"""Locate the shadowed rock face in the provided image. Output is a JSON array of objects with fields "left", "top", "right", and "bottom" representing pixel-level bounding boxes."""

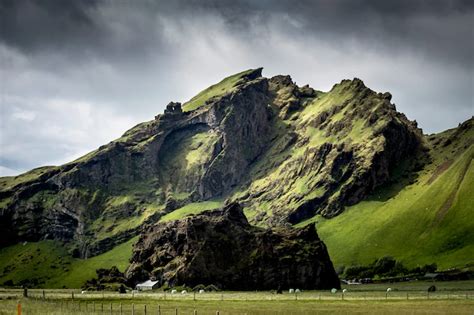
[{"left": 125, "top": 202, "right": 341, "bottom": 290}]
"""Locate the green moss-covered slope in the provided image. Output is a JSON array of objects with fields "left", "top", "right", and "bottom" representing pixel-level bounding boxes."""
[
  {"left": 232, "top": 77, "right": 421, "bottom": 224},
  {"left": 0, "top": 237, "right": 136, "bottom": 288},
  {"left": 182, "top": 68, "right": 260, "bottom": 112},
  {"left": 299, "top": 118, "right": 474, "bottom": 269}
]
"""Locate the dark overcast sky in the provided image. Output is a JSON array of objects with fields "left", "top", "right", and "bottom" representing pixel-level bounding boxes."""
[{"left": 0, "top": 0, "right": 473, "bottom": 176}]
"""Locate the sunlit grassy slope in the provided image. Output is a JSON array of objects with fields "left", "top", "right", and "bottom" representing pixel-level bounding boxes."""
[
  {"left": 0, "top": 237, "right": 137, "bottom": 288},
  {"left": 298, "top": 133, "right": 473, "bottom": 270},
  {"left": 159, "top": 200, "right": 223, "bottom": 222},
  {"left": 0, "top": 166, "right": 57, "bottom": 192},
  {"left": 182, "top": 69, "right": 256, "bottom": 112}
]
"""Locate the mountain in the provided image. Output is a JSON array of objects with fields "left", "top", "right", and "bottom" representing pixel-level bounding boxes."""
[
  {"left": 0, "top": 68, "right": 472, "bottom": 288},
  {"left": 311, "top": 117, "right": 473, "bottom": 270}
]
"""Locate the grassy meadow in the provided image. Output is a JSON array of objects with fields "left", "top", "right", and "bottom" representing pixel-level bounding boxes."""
[
  {"left": 0, "top": 238, "right": 137, "bottom": 289},
  {"left": 1, "top": 281, "right": 474, "bottom": 315}
]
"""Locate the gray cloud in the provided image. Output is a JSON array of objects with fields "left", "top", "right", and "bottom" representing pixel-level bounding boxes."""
[
  {"left": 0, "top": 0, "right": 100, "bottom": 52},
  {"left": 0, "top": 0, "right": 473, "bottom": 175}
]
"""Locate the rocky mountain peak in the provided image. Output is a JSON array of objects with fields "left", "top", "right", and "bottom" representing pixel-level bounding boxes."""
[
  {"left": 241, "top": 67, "right": 263, "bottom": 81},
  {"left": 0, "top": 69, "right": 426, "bottom": 256}
]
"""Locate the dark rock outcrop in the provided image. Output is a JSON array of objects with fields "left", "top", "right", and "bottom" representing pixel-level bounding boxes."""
[
  {"left": 83, "top": 266, "right": 128, "bottom": 291},
  {"left": 125, "top": 202, "right": 340, "bottom": 290}
]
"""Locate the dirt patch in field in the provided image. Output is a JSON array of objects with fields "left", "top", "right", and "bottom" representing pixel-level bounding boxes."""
[
  {"left": 426, "top": 160, "right": 453, "bottom": 185},
  {"left": 433, "top": 159, "right": 471, "bottom": 225}
]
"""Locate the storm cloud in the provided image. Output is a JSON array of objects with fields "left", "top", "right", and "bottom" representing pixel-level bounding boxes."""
[{"left": 1, "top": 0, "right": 473, "bottom": 175}]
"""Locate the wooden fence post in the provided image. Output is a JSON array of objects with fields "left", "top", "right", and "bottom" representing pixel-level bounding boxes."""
[
  {"left": 17, "top": 301, "right": 21, "bottom": 315},
  {"left": 144, "top": 304, "right": 147, "bottom": 315},
  {"left": 132, "top": 303, "right": 135, "bottom": 315}
]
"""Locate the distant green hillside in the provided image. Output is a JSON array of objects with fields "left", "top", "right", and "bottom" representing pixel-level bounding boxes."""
[
  {"left": 0, "top": 237, "right": 136, "bottom": 288},
  {"left": 299, "top": 119, "right": 474, "bottom": 270}
]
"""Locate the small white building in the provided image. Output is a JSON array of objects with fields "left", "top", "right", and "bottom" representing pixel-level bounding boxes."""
[{"left": 136, "top": 280, "right": 160, "bottom": 291}]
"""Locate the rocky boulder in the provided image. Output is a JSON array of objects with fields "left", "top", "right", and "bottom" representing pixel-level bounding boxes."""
[{"left": 125, "top": 202, "right": 340, "bottom": 290}]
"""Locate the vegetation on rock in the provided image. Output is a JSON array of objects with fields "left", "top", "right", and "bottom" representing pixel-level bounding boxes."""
[
  {"left": 126, "top": 202, "right": 340, "bottom": 290},
  {"left": 0, "top": 68, "right": 471, "bottom": 288}
]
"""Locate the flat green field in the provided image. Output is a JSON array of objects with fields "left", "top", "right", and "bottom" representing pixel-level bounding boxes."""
[
  {"left": 0, "top": 281, "right": 473, "bottom": 314},
  {"left": 0, "top": 290, "right": 473, "bottom": 314},
  {"left": 1, "top": 299, "right": 473, "bottom": 315}
]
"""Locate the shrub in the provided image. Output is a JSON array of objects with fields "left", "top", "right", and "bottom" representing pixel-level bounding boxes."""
[
  {"left": 205, "top": 284, "right": 220, "bottom": 292},
  {"left": 335, "top": 265, "right": 345, "bottom": 275},
  {"left": 119, "top": 284, "right": 127, "bottom": 294},
  {"left": 373, "top": 256, "right": 396, "bottom": 276},
  {"left": 343, "top": 257, "right": 438, "bottom": 280},
  {"left": 192, "top": 284, "right": 206, "bottom": 292}
]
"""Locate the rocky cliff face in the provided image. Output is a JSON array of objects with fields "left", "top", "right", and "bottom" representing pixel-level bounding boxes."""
[
  {"left": 126, "top": 202, "right": 340, "bottom": 290},
  {"left": 0, "top": 68, "right": 423, "bottom": 258},
  {"left": 234, "top": 77, "right": 422, "bottom": 224},
  {"left": 0, "top": 69, "right": 274, "bottom": 253}
]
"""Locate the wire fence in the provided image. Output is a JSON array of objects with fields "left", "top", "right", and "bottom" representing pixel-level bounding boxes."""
[
  {"left": 0, "top": 289, "right": 473, "bottom": 315},
  {"left": 1, "top": 300, "right": 212, "bottom": 315},
  {"left": 0, "top": 289, "right": 472, "bottom": 301}
]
